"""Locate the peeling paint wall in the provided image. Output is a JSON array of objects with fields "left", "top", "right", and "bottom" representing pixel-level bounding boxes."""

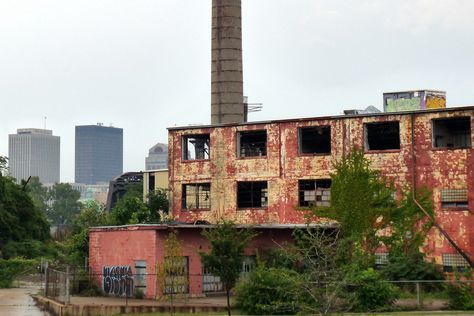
[{"left": 169, "top": 108, "right": 474, "bottom": 264}]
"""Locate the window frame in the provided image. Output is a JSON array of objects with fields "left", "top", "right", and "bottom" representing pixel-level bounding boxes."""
[
  {"left": 236, "top": 181, "right": 268, "bottom": 209},
  {"left": 298, "top": 179, "right": 332, "bottom": 208},
  {"left": 364, "top": 121, "right": 401, "bottom": 152},
  {"left": 432, "top": 117, "right": 472, "bottom": 150},
  {"left": 298, "top": 126, "right": 332, "bottom": 156},
  {"left": 236, "top": 130, "right": 267, "bottom": 158},
  {"left": 181, "top": 134, "right": 211, "bottom": 161},
  {"left": 181, "top": 183, "right": 211, "bottom": 211}
]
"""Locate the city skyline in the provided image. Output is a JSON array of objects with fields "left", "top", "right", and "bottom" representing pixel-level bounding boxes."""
[{"left": 1, "top": 1, "right": 474, "bottom": 182}]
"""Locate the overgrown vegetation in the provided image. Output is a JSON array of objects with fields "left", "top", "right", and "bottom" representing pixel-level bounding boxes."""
[
  {"left": 0, "top": 258, "right": 37, "bottom": 288},
  {"left": 200, "top": 221, "right": 257, "bottom": 316}
]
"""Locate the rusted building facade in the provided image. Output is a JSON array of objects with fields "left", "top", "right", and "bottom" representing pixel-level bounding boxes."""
[{"left": 168, "top": 106, "right": 474, "bottom": 269}]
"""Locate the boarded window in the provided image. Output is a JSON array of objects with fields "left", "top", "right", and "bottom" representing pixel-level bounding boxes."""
[
  {"left": 299, "top": 126, "right": 331, "bottom": 154},
  {"left": 433, "top": 117, "right": 471, "bottom": 148},
  {"left": 237, "top": 181, "right": 268, "bottom": 208},
  {"left": 202, "top": 265, "right": 223, "bottom": 293},
  {"left": 182, "top": 183, "right": 211, "bottom": 210},
  {"left": 238, "top": 130, "right": 267, "bottom": 157},
  {"left": 442, "top": 253, "right": 469, "bottom": 272},
  {"left": 134, "top": 260, "right": 147, "bottom": 289},
  {"left": 299, "top": 179, "right": 331, "bottom": 207},
  {"left": 441, "top": 189, "right": 468, "bottom": 209},
  {"left": 164, "top": 256, "right": 189, "bottom": 294},
  {"left": 182, "top": 134, "right": 210, "bottom": 160},
  {"left": 365, "top": 121, "right": 400, "bottom": 150}
]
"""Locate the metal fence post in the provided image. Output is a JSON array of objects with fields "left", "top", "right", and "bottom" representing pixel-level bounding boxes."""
[
  {"left": 416, "top": 282, "right": 420, "bottom": 309},
  {"left": 44, "top": 261, "right": 49, "bottom": 297},
  {"left": 66, "top": 265, "right": 70, "bottom": 305}
]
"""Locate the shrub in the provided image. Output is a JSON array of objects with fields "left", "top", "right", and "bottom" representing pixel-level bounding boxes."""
[
  {"left": 350, "top": 268, "right": 399, "bottom": 312},
  {"left": 445, "top": 279, "right": 474, "bottom": 310},
  {"left": 0, "top": 258, "right": 37, "bottom": 288},
  {"left": 236, "top": 267, "right": 302, "bottom": 315}
]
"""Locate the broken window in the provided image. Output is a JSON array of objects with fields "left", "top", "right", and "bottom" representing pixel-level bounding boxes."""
[
  {"left": 238, "top": 130, "right": 267, "bottom": 157},
  {"left": 374, "top": 252, "right": 389, "bottom": 269},
  {"left": 182, "top": 134, "right": 210, "bottom": 160},
  {"left": 365, "top": 121, "right": 400, "bottom": 151},
  {"left": 433, "top": 117, "right": 471, "bottom": 148},
  {"left": 202, "top": 265, "right": 223, "bottom": 293},
  {"left": 299, "top": 126, "right": 331, "bottom": 154},
  {"left": 237, "top": 181, "right": 268, "bottom": 208},
  {"left": 441, "top": 189, "right": 468, "bottom": 209},
  {"left": 148, "top": 174, "right": 155, "bottom": 192},
  {"left": 182, "top": 183, "right": 211, "bottom": 210},
  {"left": 240, "top": 256, "right": 256, "bottom": 278},
  {"left": 299, "top": 179, "right": 331, "bottom": 207},
  {"left": 442, "top": 253, "right": 469, "bottom": 272}
]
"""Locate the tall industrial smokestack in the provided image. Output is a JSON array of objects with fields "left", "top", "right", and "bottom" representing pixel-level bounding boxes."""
[{"left": 211, "top": 0, "right": 245, "bottom": 124}]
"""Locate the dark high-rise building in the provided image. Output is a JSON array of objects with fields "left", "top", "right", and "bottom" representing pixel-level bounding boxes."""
[{"left": 75, "top": 124, "right": 123, "bottom": 185}]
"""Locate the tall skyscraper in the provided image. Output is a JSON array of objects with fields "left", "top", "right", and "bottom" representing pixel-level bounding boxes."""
[
  {"left": 75, "top": 124, "right": 123, "bottom": 185},
  {"left": 145, "top": 143, "right": 168, "bottom": 170},
  {"left": 8, "top": 128, "right": 60, "bottom": 184}
]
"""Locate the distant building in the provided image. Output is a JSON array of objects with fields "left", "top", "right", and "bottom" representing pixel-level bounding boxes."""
[
  {"left": 8, "top": 128, "right": 60, "bottom": 184},
  {"left": 75, "top": 124, "right": 123, "bottom": 185},
  {"left": 145, "top": 143, "right": 168, "bottom": 170},
  {"left": 383, "top": 89, "right": 446, "bottom": 112}
]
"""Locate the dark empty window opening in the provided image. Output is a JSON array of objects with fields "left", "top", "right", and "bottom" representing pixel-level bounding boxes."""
[
  {"left": 441, "top": 189, "right": 468, "bottom": 209},
  {"left": 299, "top": 179, "right": 331, "bottom": 207},
  {"left": 148, "top": 174, "right": 155, "bottom": 192},
  {"left": 299, "top": 126, "right": 331, "bottom": 154},
  {"left": 433, "top": 117, "right": 471, "bottom": 149},
  {"left": 182, "top": 134, "right": 210, "bottom": 160},
  {"left": 365, "top": 122, "right": 400, "bottom": 151},
  {"left": 237, "top": 181, "right": 268, "bottom": 208},
  {"left": 238, "top": 131, "right": 267, "bottom": 157},
  {"left": 182, "top": 183, "right": 211, "bottom": 210}
]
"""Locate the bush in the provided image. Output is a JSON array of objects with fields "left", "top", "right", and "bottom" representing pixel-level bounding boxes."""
[
  {"left": 445, "top": 280, "right": 474, "bottom": 310},
  {"left": 134, "top": 289, "right": 145, "bottom": 299},
  {"left": 350, "top": 268, "right": 399, "bottom": 312},
  {"left": 0, "top": 258, "right": 37, "bottom": 288},
  {"left": 1, "top": 240, "right": 59, "bottom": 260},
  {"left": 236, "top": 267, "right": 302, "bottom": 315}
]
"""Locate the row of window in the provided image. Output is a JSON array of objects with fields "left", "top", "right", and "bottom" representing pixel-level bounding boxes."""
[
  {"left": 376, "top": 252, "right": 470, "bottom": 273},
  {"left": 181, "top": 117, "right": 472, "bottom": 161},
  {"left": 181, "top": 181, "right": 468, "bottom": 210}
]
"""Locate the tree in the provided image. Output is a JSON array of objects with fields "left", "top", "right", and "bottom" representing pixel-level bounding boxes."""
[
  {"left": 46, "top": 183, "right": 82, "bottom": 225},
  {"left": 312, "top": 148, "right": 397, "bottom": 263},
  {"left": 109, "top": 196, "right": 149, "bottom": 225},
  {"left": 156, "top": 229, "right": 188, "bottom": 315},
  {"left": 25, "top": 176, "right": 48, "bottom": 214},
  {"left": 147, "top": 189, "right": 169, "bottom": 222},
  {"left": 200, "top": 221, "right": 257, "bottom": 316},
  {"left": 0, "top": 161, "right": 50, "bottom": 258}
]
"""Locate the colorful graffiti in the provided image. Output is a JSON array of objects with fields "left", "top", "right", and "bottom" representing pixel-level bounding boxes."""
[
  {"left": 386, "top": 97, "right": 420, "bottom": 112},
  {"left": 426, "top": 96, "right": 446, "bottom": 109},
  {"left": 103, "top": 265, "right": 134, "bottom": 297}
]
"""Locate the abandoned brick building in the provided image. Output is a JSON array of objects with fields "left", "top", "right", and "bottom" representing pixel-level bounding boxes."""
[{"left": 88, "top": 0, "right": 473, "bottom": 299}]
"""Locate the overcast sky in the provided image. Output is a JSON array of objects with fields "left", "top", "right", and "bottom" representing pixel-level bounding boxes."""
[{"left": 1, "top": 0, "right": 474, "bottom": 183}]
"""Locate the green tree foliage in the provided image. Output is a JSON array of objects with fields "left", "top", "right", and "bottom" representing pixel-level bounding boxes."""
[
  {"left": 46, "top": 183, "right": 82, "bottom": 225},
  {"left": 0, "top": 165, "right": 50, "bottom": 258},
  {"left": 0, "top": 258, "right": 37, "bottom": 288},
  {"left": 350, "top": 268, "right": 399, "bottom": 312},
  {"left": 147, "top": 189, "right": 169, "bottom": 222},
  {"left": 445, "top": 273, "right": 474, "bottom": 310},
  {"left": 236, "top": 266, "right": 302, "bottom": 315},
  {"left": 25, "top": 176, "right": 48, "bottom": 213},
  {"left": 67, "top": 201, "right": 110, "bottom": 265},
  {"left": 313, "top": 148, "right": 396, "bottom": 259},
  {"left": 200, "top": 221, "right": 257, "bottom": 316}
]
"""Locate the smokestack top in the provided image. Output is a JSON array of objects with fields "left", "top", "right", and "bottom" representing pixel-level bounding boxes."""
[{"left": 211, "top": 0, "right": 245, "bottom": 125}]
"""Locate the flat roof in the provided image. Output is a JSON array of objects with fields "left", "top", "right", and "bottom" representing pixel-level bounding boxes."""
[
  {"left": 90, "top": 222, "right": 339, "bottom": 232},
  {"left": 167, "top": 105, "right": 474, "bottom": 131}
]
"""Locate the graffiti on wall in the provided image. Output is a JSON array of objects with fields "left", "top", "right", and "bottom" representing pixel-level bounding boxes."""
[
  {"left": 386, "top": 97, "right": 420, "bottom": 112},
  {"left": 103, "top": 266, "right": 134, "bottom": 297}
]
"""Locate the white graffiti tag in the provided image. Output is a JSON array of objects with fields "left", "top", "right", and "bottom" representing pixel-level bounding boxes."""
[{"left": 102, "top": 265, "right": 134, "bottom": 297}]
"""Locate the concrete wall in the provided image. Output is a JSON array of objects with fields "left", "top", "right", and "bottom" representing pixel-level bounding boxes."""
[{"left": 168, "top": 108, "right": 474, "bottom": 264}]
